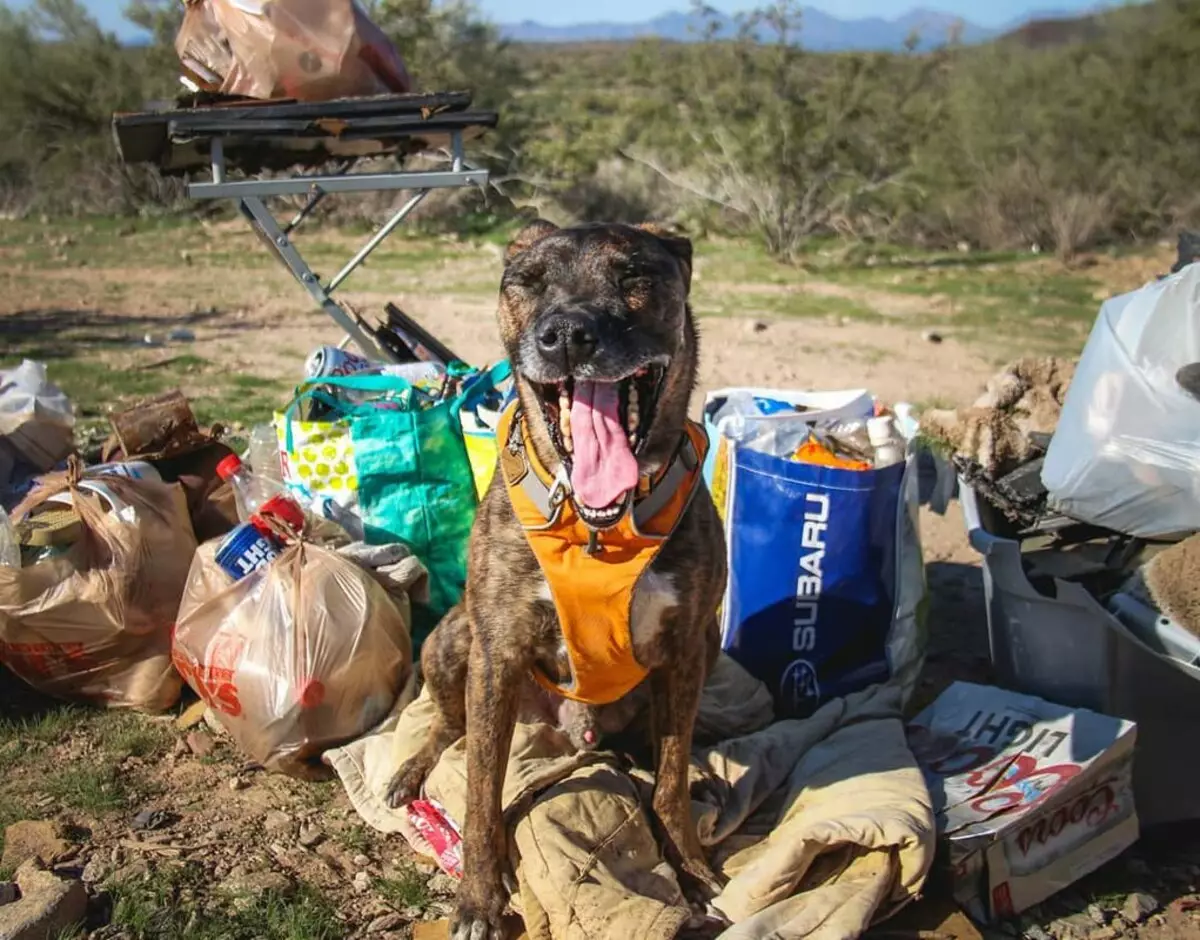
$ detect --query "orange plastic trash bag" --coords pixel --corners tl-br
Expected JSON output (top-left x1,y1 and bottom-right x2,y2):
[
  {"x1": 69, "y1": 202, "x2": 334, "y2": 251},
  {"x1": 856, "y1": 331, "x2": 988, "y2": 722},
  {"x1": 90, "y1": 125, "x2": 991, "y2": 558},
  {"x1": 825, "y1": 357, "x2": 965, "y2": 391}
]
[
  {"x1": 176, "y1": 0, "x2": 413, "y2": 102},
  {"x1": 172, "y1": 537, "x2": 412, "y2": 778},
  {"x1": 0, "y1": 476, "x2": 197, "y2": 713}
]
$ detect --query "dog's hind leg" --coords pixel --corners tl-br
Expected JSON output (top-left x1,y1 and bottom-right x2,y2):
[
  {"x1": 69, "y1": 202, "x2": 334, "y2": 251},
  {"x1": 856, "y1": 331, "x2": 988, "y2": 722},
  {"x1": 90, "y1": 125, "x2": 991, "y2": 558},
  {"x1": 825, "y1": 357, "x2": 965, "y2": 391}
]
[
  {"x1": 648, "y1": 615, "x2": 726, "y2": 905},
  {"x1": 385, "y1": 605, "x2": 471, "y2": 808}
]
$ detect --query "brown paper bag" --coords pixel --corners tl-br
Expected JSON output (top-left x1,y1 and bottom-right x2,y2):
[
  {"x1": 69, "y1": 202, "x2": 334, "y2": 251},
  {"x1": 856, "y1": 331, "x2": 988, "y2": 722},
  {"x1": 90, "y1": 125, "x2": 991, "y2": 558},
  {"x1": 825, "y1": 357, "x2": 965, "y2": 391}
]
[
  {"x1": 0, "y1": 476, "x2": 197, "y2": 712},
  {"x1": 176, "y1": 0, "x2": 412, "y2": 102},
  {"x1": 173, "y1": 538, "x2": 412, "y2": 778}
]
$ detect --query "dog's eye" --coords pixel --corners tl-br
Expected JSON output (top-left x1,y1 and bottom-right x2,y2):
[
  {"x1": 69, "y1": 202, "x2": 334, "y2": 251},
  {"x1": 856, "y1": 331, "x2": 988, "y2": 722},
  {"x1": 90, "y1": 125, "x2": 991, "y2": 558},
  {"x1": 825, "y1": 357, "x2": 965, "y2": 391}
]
[
  {"x1": 503, "y1": 267, "x2": 543, "y2": 292},
  {"x1": 621, "y1": 275, "x2": 653, "y2": 293}
]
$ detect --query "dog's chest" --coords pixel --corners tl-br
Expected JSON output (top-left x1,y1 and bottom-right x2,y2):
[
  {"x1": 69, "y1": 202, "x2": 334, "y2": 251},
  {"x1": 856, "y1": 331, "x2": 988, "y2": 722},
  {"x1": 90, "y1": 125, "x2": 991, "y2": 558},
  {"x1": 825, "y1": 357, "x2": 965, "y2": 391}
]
[{"x1": 533, "y1": 567, "x2": 680, "y2": 668}]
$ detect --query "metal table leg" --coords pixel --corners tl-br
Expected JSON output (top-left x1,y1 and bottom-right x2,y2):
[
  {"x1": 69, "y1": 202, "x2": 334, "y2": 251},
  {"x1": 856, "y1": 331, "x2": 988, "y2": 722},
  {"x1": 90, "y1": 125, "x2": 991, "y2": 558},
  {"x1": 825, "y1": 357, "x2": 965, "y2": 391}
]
[{"x1": 196, "y1": 133, "x2": 488, "y2": 363}]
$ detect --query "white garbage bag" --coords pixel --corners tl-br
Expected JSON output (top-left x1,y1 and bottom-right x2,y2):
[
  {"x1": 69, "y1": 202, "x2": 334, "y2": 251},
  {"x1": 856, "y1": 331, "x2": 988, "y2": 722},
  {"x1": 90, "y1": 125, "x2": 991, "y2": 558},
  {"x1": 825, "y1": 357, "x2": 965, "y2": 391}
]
[
  {"x1": 0, "y1": 360, "x2": 75, "y2": 471},
  {"x1": 1042, "y1": 264, "x2": 1200, "y2": 538}
]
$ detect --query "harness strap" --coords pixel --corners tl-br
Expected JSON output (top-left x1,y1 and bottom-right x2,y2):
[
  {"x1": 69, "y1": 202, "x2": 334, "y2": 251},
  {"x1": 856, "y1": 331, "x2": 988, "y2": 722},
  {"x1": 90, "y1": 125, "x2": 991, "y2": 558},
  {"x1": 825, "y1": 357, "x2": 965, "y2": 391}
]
[{"x1": 631, "y1": 433, "x2": 699, "y2": 530}]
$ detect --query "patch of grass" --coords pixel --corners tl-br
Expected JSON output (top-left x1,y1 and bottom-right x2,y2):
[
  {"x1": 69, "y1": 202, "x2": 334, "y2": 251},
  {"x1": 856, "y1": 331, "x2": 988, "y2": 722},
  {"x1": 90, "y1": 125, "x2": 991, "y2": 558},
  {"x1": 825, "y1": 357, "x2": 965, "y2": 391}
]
[
  {"x1": 51, "y1": 923, "x2": 87, "y2": 940},
  {"x1": 109, "y1": 863, "x2": 343, "y2": 940},
  {"x1": 0, "y1": 703, "x2": 85, "y2": 748},
  {"x1": 42, "y1": 764, "x2": 133, "y2": 813},
  {"x1": 93, "y1": 712, "x2": 172, "y2": 760},
  {"x1": 375, "y1": 866, "x2": 431, "y2": 911},
  {"x1": 336, "y1": 823, "x2": 371, "y2": 854}
]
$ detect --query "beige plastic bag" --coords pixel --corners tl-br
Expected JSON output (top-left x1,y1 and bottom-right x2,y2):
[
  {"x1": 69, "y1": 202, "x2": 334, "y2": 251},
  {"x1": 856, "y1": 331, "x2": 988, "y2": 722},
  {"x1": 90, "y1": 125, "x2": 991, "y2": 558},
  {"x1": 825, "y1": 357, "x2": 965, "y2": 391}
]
[
  {"x1": 175, "y1": 0, "x2": 412, "y2": 102},
  {"x1": 173, "y1": 538, "x2": 412, "y2": 778},
  {"x1": 0, "y1": 476, "x2": 196, "y2": 712}
]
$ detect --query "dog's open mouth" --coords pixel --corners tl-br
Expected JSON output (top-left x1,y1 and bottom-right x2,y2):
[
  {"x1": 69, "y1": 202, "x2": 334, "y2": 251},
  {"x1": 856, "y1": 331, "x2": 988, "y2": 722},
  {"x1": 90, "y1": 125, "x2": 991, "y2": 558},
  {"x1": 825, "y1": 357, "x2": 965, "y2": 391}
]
[{"x1": 533, "y1": 364, "x2": 666, "y2": 528}]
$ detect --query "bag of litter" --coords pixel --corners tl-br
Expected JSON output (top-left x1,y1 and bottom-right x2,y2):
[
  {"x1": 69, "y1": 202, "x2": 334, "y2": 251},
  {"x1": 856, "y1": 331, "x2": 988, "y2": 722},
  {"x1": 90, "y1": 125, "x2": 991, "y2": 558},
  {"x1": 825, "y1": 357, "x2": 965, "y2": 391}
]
[
  {"x1": 175, "y1": 0, "x2": 412, "y2": 101},
  {"x1": 0, "y1": 360, "x2": 75, "y2": 472},
  {"x1": 1042, "y1": 264, "x2": 1200, "y2": 538},
  {"x1": 0, "y1": 473, "x2": 195, "y2": 712},
  {"x1": 706, "y1": 389, "x2": 926, "y2": 719},
  {"x1": 172, "y1": 537, "x2": 412, "y2": 778}
]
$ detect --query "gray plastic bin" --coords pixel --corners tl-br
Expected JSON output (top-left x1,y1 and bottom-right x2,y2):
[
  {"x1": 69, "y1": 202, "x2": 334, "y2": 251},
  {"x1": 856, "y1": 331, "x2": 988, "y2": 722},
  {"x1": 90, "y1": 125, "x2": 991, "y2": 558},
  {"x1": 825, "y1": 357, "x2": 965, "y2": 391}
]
[{"x1": 961, "y1": 484, "x2": 1200, "y2": 825}]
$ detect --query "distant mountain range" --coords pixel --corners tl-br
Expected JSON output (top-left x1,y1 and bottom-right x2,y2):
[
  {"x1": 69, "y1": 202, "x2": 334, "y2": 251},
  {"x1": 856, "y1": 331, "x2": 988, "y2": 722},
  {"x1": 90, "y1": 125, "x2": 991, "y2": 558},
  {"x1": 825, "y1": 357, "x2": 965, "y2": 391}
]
[{"x1": 498, "y1": 6, "x2": 1103, "y2": 51}]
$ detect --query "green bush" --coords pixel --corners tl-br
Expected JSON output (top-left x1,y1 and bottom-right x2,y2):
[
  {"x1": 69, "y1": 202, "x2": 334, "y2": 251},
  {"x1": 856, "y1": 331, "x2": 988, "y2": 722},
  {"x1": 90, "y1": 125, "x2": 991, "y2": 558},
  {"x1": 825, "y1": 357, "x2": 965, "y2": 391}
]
[{"x1": 0, "y1": 0, "x2": 1197, "y2": 258}]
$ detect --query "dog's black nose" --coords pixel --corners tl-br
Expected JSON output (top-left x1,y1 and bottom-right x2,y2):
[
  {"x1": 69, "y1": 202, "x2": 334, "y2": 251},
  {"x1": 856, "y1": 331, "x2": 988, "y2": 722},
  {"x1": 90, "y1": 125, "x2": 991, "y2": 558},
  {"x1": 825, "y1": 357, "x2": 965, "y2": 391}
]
[{"x1": 535, "y1": 309, "x2": 598, "y2": 370}]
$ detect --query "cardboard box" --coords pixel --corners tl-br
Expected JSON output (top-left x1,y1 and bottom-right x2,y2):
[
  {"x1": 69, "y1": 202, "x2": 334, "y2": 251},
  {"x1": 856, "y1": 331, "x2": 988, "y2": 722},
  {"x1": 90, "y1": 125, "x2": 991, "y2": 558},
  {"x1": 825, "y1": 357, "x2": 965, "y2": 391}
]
[{"x1": 907, "y1": 682, "x2": 1138, "y2": 923}]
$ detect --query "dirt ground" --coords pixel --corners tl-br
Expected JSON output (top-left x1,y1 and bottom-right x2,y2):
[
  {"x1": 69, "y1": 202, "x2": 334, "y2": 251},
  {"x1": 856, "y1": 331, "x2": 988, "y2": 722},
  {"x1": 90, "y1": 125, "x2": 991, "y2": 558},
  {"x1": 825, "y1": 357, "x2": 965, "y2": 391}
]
[{"x1": 1, "y1": 221, "x2": 1197, "y2": 940}]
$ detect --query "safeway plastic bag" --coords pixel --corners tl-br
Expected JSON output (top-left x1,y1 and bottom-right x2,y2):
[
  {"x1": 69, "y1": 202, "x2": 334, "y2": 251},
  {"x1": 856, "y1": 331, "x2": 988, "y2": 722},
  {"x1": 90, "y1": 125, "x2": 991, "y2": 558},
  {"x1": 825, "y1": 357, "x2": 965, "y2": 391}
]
[
  {"x1": 1042, "y1": 264, "x2": 1200, "y2": 538},
  {"x1": 173, "y1": 536, "x2": 413, "y2": 778},
  {"x1": 0, "y1": 360, "x2": 75, "y2": 472},
  {"x1": 0, "y1": 472, "x2": 195, "y2": 712},
  {"x1": 706, "y1": 389, "x2": 926, "y2": 719},
  {"x1": 175, "y1": 0, "x2": 412, "y2": 101}
]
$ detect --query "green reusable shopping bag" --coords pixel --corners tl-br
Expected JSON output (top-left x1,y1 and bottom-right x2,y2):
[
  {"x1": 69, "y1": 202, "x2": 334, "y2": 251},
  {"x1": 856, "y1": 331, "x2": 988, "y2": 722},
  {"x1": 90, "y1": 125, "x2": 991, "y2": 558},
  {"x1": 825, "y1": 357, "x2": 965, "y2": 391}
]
[{"x1": 287, "y1": 362, "x2": 510, "y2": 649}]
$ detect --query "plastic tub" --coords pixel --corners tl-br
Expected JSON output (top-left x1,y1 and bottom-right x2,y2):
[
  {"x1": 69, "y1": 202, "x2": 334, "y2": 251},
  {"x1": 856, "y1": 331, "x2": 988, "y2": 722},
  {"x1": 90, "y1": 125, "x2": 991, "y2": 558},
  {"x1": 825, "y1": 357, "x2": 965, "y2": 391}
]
[{"x1": 961, "y1": 484, "x2": 1200, "y2": 825}]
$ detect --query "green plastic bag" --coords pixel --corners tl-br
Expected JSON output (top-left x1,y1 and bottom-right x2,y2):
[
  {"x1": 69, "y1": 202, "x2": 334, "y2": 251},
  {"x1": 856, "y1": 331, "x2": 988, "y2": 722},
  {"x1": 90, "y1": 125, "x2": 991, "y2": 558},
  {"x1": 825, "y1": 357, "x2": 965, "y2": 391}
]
[{"x1": 285, "y1": 361, "x2": 510, "y2": 649}]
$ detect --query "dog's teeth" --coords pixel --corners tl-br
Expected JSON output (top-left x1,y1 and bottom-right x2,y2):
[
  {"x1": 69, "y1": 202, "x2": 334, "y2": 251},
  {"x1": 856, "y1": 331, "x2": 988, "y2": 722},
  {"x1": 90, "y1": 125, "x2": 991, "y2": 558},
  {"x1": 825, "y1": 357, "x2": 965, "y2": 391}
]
[
  {"x1": 627, "y1": 384, "x2": 639, "y2": 434},
  {"x1": 558, "y1": 391, "x2": 573, "y2": 454}
]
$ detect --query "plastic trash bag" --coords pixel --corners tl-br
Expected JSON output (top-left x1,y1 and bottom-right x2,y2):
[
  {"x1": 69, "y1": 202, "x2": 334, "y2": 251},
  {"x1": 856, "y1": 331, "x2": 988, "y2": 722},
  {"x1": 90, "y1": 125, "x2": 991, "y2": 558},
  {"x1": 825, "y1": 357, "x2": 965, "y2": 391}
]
[
  {"x1": 175, "y1": 0, "x2": 412, "y2": 102},
  {"x1": 0, "y1": 474, "x2": 195, "y2": 712},
  {"x1": 173, "y1": 536, "x2": 413, "y2": 778},
  {"x1": 0, "y1": 360, "x2": 75, "y2": 473},
  {"x1": 1042, "y1": 264, "x2": 1200, "y2": 538}
]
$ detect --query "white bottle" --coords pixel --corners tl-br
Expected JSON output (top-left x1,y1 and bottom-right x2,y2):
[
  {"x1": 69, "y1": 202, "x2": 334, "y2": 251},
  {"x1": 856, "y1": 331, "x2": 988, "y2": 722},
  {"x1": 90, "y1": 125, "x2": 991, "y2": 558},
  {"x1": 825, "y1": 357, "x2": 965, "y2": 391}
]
[{"x1": 868, "y1": 416, "x2": 904, "y2": 468}]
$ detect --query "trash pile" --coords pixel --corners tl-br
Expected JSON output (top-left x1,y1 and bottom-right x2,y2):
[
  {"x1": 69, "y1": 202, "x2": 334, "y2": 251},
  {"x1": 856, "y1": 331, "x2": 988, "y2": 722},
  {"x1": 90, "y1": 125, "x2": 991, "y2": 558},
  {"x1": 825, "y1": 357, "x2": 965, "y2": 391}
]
[
  {"x1": 7, "y1": 234, "x2": 1200, "y2": 934},
  {"x1": 0, "y1": 334, "x2": 509, "y2": 778},
  {"x1": 925, "y1": 238, "x2": 1200, "y2": 832}
]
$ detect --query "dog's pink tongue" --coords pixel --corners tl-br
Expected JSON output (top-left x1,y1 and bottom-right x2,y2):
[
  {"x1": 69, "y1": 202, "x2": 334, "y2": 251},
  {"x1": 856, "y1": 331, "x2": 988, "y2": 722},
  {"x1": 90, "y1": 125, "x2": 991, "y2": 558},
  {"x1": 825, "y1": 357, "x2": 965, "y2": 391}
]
[{"x1": 570, "y1": 380, "x2": 638, "y2": 509}]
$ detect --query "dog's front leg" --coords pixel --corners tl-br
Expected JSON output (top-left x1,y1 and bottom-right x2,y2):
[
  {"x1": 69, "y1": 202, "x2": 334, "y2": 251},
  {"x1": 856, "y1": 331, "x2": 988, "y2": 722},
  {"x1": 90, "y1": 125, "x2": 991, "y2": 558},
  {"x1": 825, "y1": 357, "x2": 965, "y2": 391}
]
[
  {"x1": 649, "y1": 633, "x2": 725, "y2": 904},
  {"x1": 455, "y1": 631, "x2": 522, "y2": 940}
]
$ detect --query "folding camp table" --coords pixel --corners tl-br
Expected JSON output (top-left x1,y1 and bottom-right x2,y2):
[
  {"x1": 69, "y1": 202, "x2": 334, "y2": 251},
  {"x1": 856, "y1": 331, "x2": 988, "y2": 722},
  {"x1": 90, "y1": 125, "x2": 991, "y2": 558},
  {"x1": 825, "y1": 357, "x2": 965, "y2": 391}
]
[{"x1": 113, "y1": 92, "x2": 498, "y2": 361}]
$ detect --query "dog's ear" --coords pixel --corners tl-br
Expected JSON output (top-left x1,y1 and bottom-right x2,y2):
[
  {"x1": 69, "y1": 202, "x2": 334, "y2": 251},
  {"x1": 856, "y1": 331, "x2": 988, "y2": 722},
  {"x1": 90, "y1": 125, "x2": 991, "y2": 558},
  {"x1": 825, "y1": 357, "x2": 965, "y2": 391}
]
[
  {"x1": 637, "y1": 223, "x2": 693, "y2": 291},
  {"x1": 505, "y1": 219, "x2": 559, "y2": 265}
]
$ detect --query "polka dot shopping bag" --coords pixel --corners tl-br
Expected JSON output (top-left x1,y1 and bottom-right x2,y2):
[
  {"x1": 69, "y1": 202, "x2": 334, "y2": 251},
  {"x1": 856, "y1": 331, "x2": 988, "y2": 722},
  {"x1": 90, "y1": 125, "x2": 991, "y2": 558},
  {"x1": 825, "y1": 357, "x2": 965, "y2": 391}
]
[{"x1": 274, "y1": 413, "x2": 360, "y2": 507}]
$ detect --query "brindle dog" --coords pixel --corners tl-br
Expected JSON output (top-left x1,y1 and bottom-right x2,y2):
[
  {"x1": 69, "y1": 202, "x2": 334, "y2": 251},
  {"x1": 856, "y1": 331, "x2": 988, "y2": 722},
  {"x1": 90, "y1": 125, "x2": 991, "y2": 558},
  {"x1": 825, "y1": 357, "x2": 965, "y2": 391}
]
[{"x1": 386, "y1": 220, "x2": 727, "y2": 940}]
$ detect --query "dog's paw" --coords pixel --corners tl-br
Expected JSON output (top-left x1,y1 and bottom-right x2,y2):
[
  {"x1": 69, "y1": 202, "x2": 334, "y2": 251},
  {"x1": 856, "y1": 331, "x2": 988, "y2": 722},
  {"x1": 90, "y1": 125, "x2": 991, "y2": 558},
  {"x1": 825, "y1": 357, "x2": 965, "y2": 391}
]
[
  {"x1": 383, "y1": 757, "x2": 430, "y2": 809},
  {"x1": 450, "y1": 897, "x2": 510, "y2": 940}
]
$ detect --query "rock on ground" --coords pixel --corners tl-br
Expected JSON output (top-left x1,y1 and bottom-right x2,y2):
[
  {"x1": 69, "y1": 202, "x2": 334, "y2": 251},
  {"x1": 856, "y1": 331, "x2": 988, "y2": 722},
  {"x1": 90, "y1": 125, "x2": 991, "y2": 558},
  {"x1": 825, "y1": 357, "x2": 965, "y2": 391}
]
[
  {"x1": 0, "y1": 860, "x2": 87, "y2": 940},
  {"x1": 0, "y1": 823, "x2": 71, "y2": 874},
  {"x1": 1121, "y1": 893, "x2": 1159, "y2": 925}
]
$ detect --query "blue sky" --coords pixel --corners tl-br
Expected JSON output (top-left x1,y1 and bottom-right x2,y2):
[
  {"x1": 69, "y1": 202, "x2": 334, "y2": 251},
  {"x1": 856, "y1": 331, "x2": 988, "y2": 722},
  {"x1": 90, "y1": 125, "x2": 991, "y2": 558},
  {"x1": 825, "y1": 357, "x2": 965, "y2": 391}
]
[{"x1": 9, "y1": 0, "x2": 1106, "y2": 36}]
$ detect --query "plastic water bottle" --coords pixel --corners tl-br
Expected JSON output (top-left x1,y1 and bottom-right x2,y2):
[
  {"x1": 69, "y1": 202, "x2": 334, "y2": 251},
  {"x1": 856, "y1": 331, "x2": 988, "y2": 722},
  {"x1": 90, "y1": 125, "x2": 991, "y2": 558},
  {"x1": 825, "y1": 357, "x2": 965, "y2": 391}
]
[
  {"x1": 246, "y1": 424, "x2": 284, "y2": 486},
  {"x1": 216, "y1": 454, "x2": 289, "y2": 523},
  {"x1": 868, "y1": 417, "x2": 905, "y2": 468}
]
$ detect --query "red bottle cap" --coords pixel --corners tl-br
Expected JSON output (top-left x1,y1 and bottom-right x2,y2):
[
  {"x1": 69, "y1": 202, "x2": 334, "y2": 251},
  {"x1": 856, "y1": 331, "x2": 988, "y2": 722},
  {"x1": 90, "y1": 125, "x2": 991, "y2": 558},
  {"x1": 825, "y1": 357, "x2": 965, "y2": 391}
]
[
  {"x1": 216, "y1": 455, "x2": 244, "y2": 482},
  {"x1": 252, "y1": 494, "x2": 306, "y2": 537}
]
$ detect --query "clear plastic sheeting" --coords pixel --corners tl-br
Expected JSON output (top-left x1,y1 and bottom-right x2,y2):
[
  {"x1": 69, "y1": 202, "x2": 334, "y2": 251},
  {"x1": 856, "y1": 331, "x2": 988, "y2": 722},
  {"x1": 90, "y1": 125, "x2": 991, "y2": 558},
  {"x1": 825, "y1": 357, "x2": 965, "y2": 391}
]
[
  {"x1": 1042, "y1": 264, "x2": 1200, "y2": 538},
  {"x1": 173, "y1": 538, "x2": 413, "y2": 778}
]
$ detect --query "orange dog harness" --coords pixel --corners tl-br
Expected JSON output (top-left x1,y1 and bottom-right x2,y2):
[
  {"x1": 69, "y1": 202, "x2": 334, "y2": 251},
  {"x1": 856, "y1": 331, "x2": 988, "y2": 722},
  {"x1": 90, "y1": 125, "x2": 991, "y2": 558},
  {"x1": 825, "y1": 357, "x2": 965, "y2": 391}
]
[{"x1": 495, "y1": 401, "x2": 708, "y2": 705}]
